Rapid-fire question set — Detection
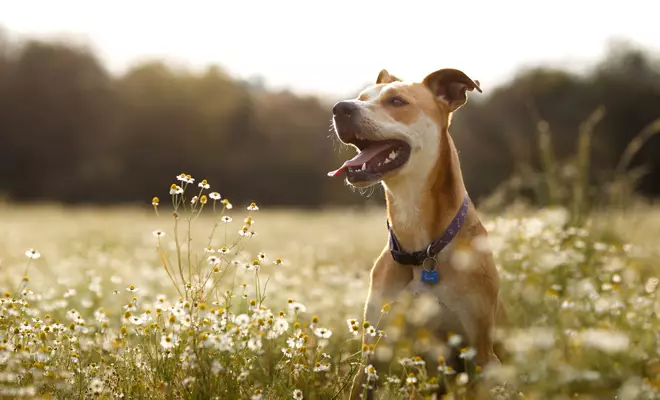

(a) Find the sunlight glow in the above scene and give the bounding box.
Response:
[0,0,658,98]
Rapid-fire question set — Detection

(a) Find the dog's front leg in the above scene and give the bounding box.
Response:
[459,290,502,369]
[350,253,412,400]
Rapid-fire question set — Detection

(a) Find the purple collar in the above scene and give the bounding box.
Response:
[387,192,470,266]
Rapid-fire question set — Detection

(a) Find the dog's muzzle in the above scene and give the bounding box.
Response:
[332,100,361,142]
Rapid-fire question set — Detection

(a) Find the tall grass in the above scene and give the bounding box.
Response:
[485,107,659,230]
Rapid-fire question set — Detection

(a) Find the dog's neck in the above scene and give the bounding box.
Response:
[383,128,472,253]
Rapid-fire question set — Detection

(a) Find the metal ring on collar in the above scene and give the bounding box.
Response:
[422,256,437,272]
[426,242,436,258]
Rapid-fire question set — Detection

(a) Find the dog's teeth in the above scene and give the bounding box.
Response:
[384,158,391,164]
[388,151,396,160]
[361,163,366,171]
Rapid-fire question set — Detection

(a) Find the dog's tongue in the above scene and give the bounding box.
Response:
[327,142,392,177]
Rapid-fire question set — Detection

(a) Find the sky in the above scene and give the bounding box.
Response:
[0,0,658,99]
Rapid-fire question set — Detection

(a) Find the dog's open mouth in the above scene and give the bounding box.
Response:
[327,139,411,182]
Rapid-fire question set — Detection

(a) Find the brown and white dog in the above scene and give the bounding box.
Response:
[328,68,508,398]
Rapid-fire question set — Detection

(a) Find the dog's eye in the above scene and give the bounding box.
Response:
[388,96,408,107]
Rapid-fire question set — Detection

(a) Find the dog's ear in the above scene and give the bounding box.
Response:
[422,68,482,112]
[376,69,402,84]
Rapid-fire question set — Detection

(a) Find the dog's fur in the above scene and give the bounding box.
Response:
[330,68,508,399]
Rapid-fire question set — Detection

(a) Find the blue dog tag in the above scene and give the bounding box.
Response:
[421,269,439,284]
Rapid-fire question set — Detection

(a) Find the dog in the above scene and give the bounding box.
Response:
[328,68,508,398]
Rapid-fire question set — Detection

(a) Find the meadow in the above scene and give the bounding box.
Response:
[0,175,659,400]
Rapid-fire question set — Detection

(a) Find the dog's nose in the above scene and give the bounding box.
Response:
[333,101,358,118]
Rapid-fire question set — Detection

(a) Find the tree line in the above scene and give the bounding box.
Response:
[0,29,658,208]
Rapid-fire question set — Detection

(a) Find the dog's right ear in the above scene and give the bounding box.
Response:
[376,69,401,84]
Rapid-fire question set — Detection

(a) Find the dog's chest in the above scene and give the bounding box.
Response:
[407,267,448,301]
[407,276,444,296]
[406,250,455,299]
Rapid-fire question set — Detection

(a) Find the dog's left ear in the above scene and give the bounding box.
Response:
[376,69,402,84]
[422,68,482,112]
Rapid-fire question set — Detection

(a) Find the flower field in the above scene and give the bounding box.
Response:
[0,176,659,399]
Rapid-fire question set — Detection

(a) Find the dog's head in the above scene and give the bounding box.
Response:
[328,68,481,188]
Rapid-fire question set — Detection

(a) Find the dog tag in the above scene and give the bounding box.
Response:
[421,256,438,284]
[421,269,439,284]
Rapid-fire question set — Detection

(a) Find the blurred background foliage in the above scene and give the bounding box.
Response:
[0,28,658,211]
